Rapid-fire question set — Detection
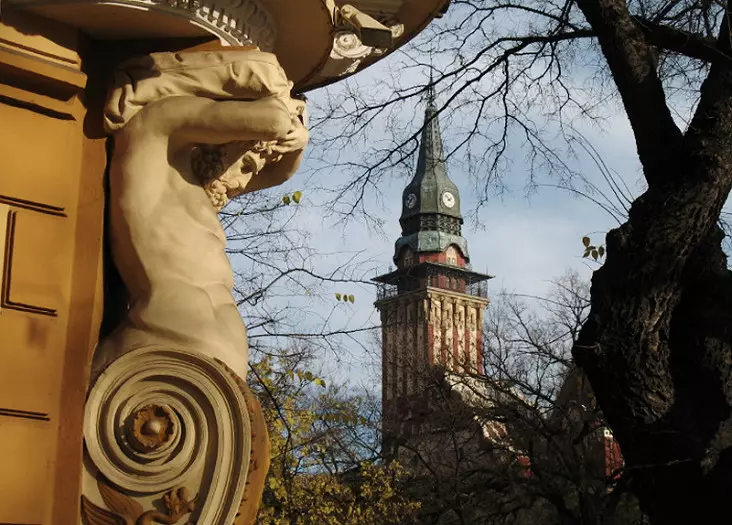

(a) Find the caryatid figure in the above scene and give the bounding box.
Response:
[82,50,307,525]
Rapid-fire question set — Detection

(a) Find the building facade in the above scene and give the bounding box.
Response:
[0,1,450,523]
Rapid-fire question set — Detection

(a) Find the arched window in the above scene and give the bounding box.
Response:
[445,246,459,266]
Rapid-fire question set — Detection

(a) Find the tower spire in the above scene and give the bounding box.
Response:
[396,74,465,263]
[427,71,437,111]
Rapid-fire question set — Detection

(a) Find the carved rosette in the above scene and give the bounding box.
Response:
[83,345,253,524]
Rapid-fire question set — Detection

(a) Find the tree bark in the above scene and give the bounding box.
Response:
[572,1,732,523]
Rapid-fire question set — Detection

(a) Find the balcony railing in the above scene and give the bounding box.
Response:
[375,278,490,302]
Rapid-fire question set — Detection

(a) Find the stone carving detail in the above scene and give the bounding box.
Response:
[82,474,197,524]
[128,405,176,452]
[84,347,252,523]
[321,22,404,77]
[191,137,304,211]
[83,49,305,525]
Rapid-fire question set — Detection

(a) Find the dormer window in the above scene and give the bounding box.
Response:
[446,246,459,266]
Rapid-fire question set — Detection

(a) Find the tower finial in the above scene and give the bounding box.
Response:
[427,59,437,111]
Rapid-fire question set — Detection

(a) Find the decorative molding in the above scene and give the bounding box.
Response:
[214,358,271,525]
[0,205,7,314]
[7,0,277,49]
[83,346,252,525]
[0,407,50,421]
[1,210,58,316]
[0,195,66,217]
[339,0,403,25]
[0,37,81,69]
[0,88,77,120]
[0,45,87,96]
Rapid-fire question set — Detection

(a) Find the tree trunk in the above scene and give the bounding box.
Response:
[570,1,732,521]
[574,176,732,523]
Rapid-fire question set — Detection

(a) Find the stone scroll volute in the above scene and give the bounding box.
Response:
[81,50,307,525]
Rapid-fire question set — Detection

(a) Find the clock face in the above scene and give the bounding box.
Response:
[442,191,456,208]
[405,193,417,209]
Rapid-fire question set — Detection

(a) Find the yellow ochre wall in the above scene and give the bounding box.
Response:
[0,7,106,524]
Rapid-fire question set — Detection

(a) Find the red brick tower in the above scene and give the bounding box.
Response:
[373,89,492,450]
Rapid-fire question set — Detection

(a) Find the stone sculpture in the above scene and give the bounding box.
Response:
[81,49,307,525]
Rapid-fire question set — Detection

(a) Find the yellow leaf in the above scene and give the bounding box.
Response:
[292,191,302,203]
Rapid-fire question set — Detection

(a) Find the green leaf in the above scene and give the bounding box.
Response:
[292,191,302,204]
[591,249,599,261]
[348,294,355,303]
[598,246,605,257]
[583,248,591,258]
[335,293,342,301]
[303,371,314,381]
[282,195,291,205]
[582,236,591,247]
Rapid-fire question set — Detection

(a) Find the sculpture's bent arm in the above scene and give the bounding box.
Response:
[150,96,293,145]
[244,148,306,193]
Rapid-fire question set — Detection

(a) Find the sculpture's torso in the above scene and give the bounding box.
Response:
[96,107,248,379]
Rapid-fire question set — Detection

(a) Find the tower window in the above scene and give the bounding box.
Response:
[402,248,414,267]
[446,246,459,266]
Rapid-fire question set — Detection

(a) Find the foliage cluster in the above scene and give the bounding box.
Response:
[248,351,420,525]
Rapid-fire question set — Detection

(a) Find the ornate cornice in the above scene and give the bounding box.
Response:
[7,0,277,48]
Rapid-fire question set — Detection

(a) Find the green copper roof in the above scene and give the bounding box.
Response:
[394,86,470,262]
[399,88,462,224]
[395,232,469,259]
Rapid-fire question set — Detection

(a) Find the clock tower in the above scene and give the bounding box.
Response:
[373,88,492,449]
